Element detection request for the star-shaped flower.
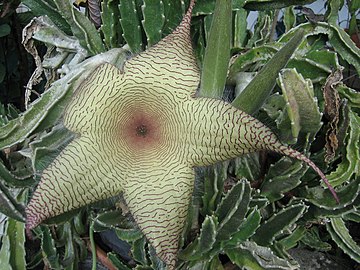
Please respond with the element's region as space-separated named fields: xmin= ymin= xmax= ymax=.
xmin=26 ymin=1 xmax=338 ymax=268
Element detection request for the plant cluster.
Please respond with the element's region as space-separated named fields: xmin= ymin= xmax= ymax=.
xmin=0 ymin=0 xmax=359 ymax=269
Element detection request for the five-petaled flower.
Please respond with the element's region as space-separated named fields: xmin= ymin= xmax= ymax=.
xmin=26 ymin=1 xmax=338 ymax=268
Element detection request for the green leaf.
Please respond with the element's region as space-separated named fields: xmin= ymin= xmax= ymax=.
xmin=338 ymin=85 xmax=360 ymax=109
xmin=23 ymin=16 xmax=86 ymax=65
xmin=30 ymin=125 xmax=74 ymax=172
xmin=343 ymin=211 xmax=360 ymax=223
xmin=42 ymin=208 xmax=81 ymax=227
xmin=162 ymin=0 xmax=183 ymax=35
xmin=119 ymin=0 xmax=143 ymax=53
xmin=74 ymin=235 xmax=88 ymax=262
xmin=101 ymin=0 xmax=123 ymax=49
xmin=234 ymin=153 xmax=261 ymax=181
xmin=277 ymin=226 xmax=306 ymax=250
xmin=132 ymin=237 xmax=148 ymax=265
xmin=115 ymin=227 xmax=143 ymax=242
xmin=225 ymin=208 xmax=261 ymax=247
xmin=93 ymin=209 xmax=136 ymax=232
xmin=303 ymin=195 xmax=360 ymax=221
xmin=41 ymin=226 xmax=61 ymax=269
xmin=0 ymin=103 xmax=15 ymax=125
xmin=53 ymin=0 xmax=105 ymax=55
xmin=226 ymin=241 xmax=297 ymax=269
xmin=73 ymin=211 xmax=87 ymax=235
xmin=251 ymin=12 xmax=274 ymax=47
xmin=252 ymin=203 xmax=307 ymax=246
xmin=0 ymin=24 xmax=11 ymax=38
xmin=301 ymin=176 xmax=360 ymax=210
xmin=192 ymin=19 xmax=206 ymax=65
xmin=284 ymin=7 xmax=295 ymax=33
xmin=108 ymin=252 xmax=132 ymax=270
xmin=261 ymin=158 xmax=305 ymax=202
xmin=208 ymin=256 xmax=224 ymax=270
xmin=0 ymin=221 xmax=12 ymax=270
xmin=198 ymin=215 xmax=218 ymax=254
xmin=0 ymin=181 xmax=25 ymax=222
xmin=186 ymin=260 xmax=211 ymax=270
xmin=327 ymin=217 xmax=360 ymax=263
xmin=327 ymin=109 xmax=360 ymax=187
xmin=232 ymin=29 xmax=304 ymax=114
xmin=304 ymin=50 xmax=339 ymax=72
xmin=326 ymin=0 xmax=342 ymax=25
xmin=278 ymin=68 xmax=321 ymax=142
xmin=0 ymin=217 xmax=26 ymax=270
xmin=0 ymin=162 xmax=34 ymax=188
xmin=22 ymin=0 xmax=71 ymax=34
xmin=243 ymin=0 xmax=316 ymax=11
xmin=0 ymin=85 xmax=69 ymax=149
xmin=328 ymin=24 xmax=360 ymax=75
xmin=201 ymin=163 xmax=227 ymax=216
xmin=192 ymin=0 xmax=246 ymax=15
xmin=199 ymin=0 xmax=232 ymax=98
xmin=61 ymin=223 xmax=75 ymax=266
xmin=179 ymin=215 xmax=218 ymax=261
xmin=280 ymin=23 xmax=360 ymax=75
xmin=249 ymin=196 xmax=269 ymax=209
xmin=301 ymin=227 xmax=332 ymax=251
xmin=286 ymin=55 xmax=335 ymax=82
xmin=215 ymin=179 xmax=251 ymax=241
xmin=233 ymin=8 xmax=248 ymax=48
xmin=228 ymin=45 xmax=277 ymax=80
xmin=142 ymin=0 xmax=165 ymax=46
xmin=349 ymin=0 xmax=360 ymax=12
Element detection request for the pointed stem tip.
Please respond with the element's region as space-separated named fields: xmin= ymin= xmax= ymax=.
xmin=306 ymin=158 xmax=340 ymax=204
xmin=276 ymin=145 xmax=340 ymax=204
xmin=181 ymin=0 xmax=196 ymax=30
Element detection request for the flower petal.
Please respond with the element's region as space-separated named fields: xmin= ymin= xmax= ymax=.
xmin=185 ymin=98 xmax=339 ymax=202
xmin=63 ymin=63 xmax=124 ymax=134
xmin=26 ymin=135 xmax=124 ymax=229
xmin=186 ymin=98 xmax=274 ymax=166
xmin=122 ymin=162 xmax=194 ymax=268
xmin=123 ymin=0 xmax=199 ymax=97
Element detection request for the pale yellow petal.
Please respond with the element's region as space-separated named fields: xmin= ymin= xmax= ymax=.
xmin=63 ymin=63 xmax=125 ymax=134
xmin=26 ymin=135 xmax=124 ymax=229
xmin=184 ymin=98 xmax=279 ymax=166
xmin=122 ymin=162 xmax=194 ymax=268
xmin=123 ymin=0 xmax=199 ymax=97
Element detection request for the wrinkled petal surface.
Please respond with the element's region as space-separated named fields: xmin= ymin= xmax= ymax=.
xmin=123 ymin=162 xmax=194 ymax=268
xmin=26 ymin=135 xmax=124 ymax=228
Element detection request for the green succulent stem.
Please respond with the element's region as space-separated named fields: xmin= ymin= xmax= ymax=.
xmin=199 ymin=0 xmax=232 ymax=98
xmin=231 ymin=29 xmax=305 ymax=114
xmin=90 ymin=221 xmax=97 ymax=270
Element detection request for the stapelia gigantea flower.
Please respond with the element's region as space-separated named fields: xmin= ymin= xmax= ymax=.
xmin=26 ymin=0 xmax=338 ymax=268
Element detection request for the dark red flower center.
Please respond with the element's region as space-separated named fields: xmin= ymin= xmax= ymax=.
xmin=136 ymin=124 xmax=148 ymax=137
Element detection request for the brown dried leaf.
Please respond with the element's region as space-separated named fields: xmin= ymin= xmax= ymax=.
xmin=22 ymin=18 xmax=45 ymax=109
xmin=323 ymin=68 xmax=343 ymax=162
xmin=294 ymin=6 xmax=325 ymax=23
xmin=88 ymin=0 xmax=101 ymax=29
xmin=73 ymin=0 xmax=101 ymax=29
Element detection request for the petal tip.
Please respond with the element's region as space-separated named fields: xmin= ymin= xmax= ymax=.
xmin=25 ymin=205 xmax=41 ymax=230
